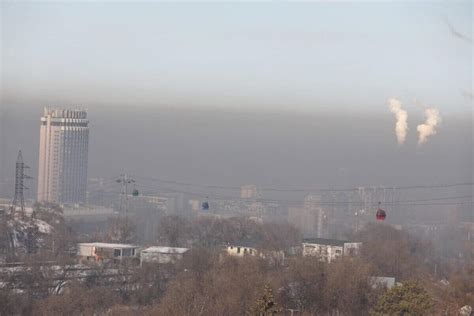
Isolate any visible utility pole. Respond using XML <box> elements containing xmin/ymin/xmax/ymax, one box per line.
<box><xmin>10</xmin><ymin>151</ymin><xmax>32</xmax><ymax>216</ymax></box>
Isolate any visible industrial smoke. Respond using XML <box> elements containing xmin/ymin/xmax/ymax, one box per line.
<box><xmin>388</xmin><ymin>98</ymin><xmax>408</xmax><ymax>145</ymax></box>
<box><xmin>417</xmin><ymin>107</ymin><xmax>441</xmax><ymax>145</ymax></box>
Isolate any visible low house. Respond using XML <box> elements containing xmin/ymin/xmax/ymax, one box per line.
<box><xmin>302</xmin><ymin>238</ymin><xmax>362</xmax><ymax>263</ymax></box>
<box><xmin>77</xmin><ymin>242</ymin><xmax>140</xmax><ymax>262</ymax></box>
<box><xmin>370</xmin><ymin>277</ymin><xmax>397</xmax><ymax>289</ymax></box>
<box><xmin>140</xmin><ymin>246</ymin><xmax>189</xmax><ymax>265</ymax></box>
<box><xmin>226</xmin><ymin>245</ymin><xmax>258</xmax><ymax>257</ymax></box>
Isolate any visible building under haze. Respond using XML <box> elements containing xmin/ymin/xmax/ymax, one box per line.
<box><xmin>240</xmin><ymin>185</ymin><xmax>259</xmax><ymax>199</ymax></box>
<box><xmin>37</xmin><ymin>108</ymin><xmax>89</xmax><ymax>204</ymax></box>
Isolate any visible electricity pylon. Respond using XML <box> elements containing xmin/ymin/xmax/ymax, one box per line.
<box><xmin>10</xmin><ymin>151</ymin><xmax>32</xmax><ymax>215</ymax></box>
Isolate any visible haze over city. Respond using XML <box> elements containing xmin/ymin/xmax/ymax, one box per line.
<box><xmin>1</xmin><ymin>2</ymin><xmax>472</xmax><ymax>191</ymax></box>
<box><xmin>0</xmin><ymin>1</ymin><xmax>472</xmax><ymax>315</ymax></box>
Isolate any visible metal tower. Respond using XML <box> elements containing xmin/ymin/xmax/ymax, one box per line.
<box><xmin>10</xmin><ymin>151</ymin><xmax>32</xmax><ymax>215</ymax></box>
<box><xmin>116</xmin><ymin>174</ymin><xmax>137</xmax><ymax>216</ymax></box>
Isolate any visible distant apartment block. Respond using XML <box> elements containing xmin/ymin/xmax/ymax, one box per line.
<box><xmin>240</xmin><ymin>184</ymin><xmax>258</xmax><ymax>199</ymax></box>
<box><xmin>302</xmin><ymin>238</ymin><xmax>362</xmax><ymax>263</ymax></box>
<box><xmin>288</xmin><ymin>194</ymin><xmax>327</xmax><ymax>238</ymax></box>
<box><xmin>37</xmin><ymin>108</ymin><xmax>89</xmax><ymax>204</ymax></box>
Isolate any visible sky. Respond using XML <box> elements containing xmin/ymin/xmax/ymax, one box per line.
<box><xmin>1</xmin><ymin>1</ymin><xmax>472</xmax><ymax>114</ymax></box>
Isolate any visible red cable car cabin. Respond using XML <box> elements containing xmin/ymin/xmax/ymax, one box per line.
<box><xmin>376</xmin><ymin>204</ymin><xmax>386</xmax><ymax>221</ymax></box>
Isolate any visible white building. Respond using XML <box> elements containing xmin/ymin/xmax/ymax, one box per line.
<box><xmin>140</xmin><ymin>246</ymin><xmax>189</xmax><ymax>265</ymax></box>
<box><xmin>37</xmin><ymin>108</ymin><xmax>89</xmax><ymax>204</ymax></box>
<box><xmin>370</xmin><ymin>277</ymin><xmax>397</xmax><ymax>289</ymax></box>
<box><xmin>344</xmin><ymin>242</ymin><xmax>362</xmax><ymax>256</ymax></box>
<box><xmin>226</xmin><ymin>245</ymin><xmax>258</xmax><ymax>257</ymax></box>
<box><xmin>302</xmin><ymin>238</ymin><xmax>362</xmax><ymax>263</ymax></box>
<box><xmin>77</xmin><ymin>242</ymin><xmax>140</xmax><ymax>262</ymax></box>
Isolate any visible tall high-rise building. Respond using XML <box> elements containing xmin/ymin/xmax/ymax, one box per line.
<box><xmin>37</xmin><ymin>108</ymin><xmax>89</xmax><ymax>204</ymax></box>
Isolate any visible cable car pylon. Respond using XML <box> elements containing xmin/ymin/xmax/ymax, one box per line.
<box><xmin>115</xmin><ymin>174</ymin><xmax>139</xmax><ymax>217</ymax></box>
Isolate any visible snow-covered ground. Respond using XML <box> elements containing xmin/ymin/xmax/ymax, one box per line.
<box><xmin>3</xmin><ymin>209</ymin><xmax>55</xmax><ymax>257</ymax></box>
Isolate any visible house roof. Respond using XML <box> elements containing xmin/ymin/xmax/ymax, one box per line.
<box><xmin>227</xmin><ymin>245</ymin><xmax>258</xmax><ymax>250</ymax></box>
<box><xmin>302</xmin><ymin>238</ymin><xmax>348</xmax><ymax>247</ymax></box>
<box><xmin>78</xmin><ymin>242</ymin><xmax>139</xmax><ymax>249</ymax></box>
<box><xmin>142</xmin><ymin>246</ymin><xmax>189</xmax><ymax>254</ymax></box>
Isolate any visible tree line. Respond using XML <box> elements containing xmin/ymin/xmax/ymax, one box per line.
<box><xmin>0</xmin><ymin>203</ymin><xmax>472</xmax><ymax>315</ymax></box>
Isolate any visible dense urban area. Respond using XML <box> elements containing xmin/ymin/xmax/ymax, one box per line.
<box><xmin>1</xmin><ymin>1</ymin><xmax>473</xmax><ymax>315</ymax></box>
<box><xmin>0</xmin><ymin>109</ymin><xmax>471</xmax><ymax>315</ymax></box>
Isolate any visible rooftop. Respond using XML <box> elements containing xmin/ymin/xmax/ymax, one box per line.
<box><xmin>303</xmin><ymin>238</ymin><xmax>349</xmax><ymax>247</ymax></box>
<box><xmin>142</xmin><ymin>246</ymin><xmax>189</xmax><ymax>254</ymax></box>
<box><xmin>43</xmin><ymin>107</ymin><xmax>87</xmax><ymax>119</ymax></box>
<box><xmin>78</xmin><ymin>242</ymin><xmax>139</xmax><ymax>249</ymax></box>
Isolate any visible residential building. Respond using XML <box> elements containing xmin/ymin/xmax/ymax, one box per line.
<box><xmin>140</xmin><ymin>246</ymin><xmax>189</xmax><ymax>265</ymax></box>
<box><xmin>344</xmin><ymin>242</ymin><xmax>363</xmax><ymax>256</ymax></box>
<box><xmin>225</xmin><ymin>245</ymin><xmax>285</xmax><ymax>264</ymax></box>
<box><xmin>302</xmin><ymin>238</ymin><xmax>362</xmax><ymax>263</ymax></box>
<box><xmin>226</xmin><ymin>245</ymin><xmax>258</xmax><ymax>257</ymax></box>
<box><xmin>370</xmin><ymin>277</ymin><xmax>397</xmax><ymax>289</ymax></box>
<box><xmin>241</xmin><ymin>184</ymin><xmax>258</xmax><ymax>199</ymax></box>
<box><xmin>77</xmin><ymin>242</ymin><xmax>140</xmax><ymax>262</ymax></box>
<box><xmin>37</xmin><ymin>108</ymin><xmax>89</xmax><ymax>204</ymax></box>
<box><xmin>288</xmin><ymin>194</ymin><xmax>327</xmax><ymax>238</ymax></box>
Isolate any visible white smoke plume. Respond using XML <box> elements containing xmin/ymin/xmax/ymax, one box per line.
<box><xmin>417</xmin><ymin>107</ymin><xmax>441</xmax><ymax>145</ymax></box>
<box><xmin>388</xmin><ymin>98</ymin><xmax>408</xmax><ymax>145</ymax></box>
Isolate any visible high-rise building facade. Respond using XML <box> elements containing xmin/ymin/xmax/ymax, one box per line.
<box><xmin>37</xmin><ymin>108</ymin><xmax>89</xmax><ymax>204</ymax></box>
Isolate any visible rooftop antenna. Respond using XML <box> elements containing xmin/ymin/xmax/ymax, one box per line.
<box><xmin>10</xmin><ymin>151</ymin><xmax>32</xmax><ymax>216</ymax></box>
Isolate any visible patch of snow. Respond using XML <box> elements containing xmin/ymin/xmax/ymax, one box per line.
<box><xmin>35</xmin><ymin>219</ymin><xmax>53</xmax><ymax>234</ymax></box>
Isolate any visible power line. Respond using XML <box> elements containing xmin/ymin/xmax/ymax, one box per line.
<box><xmin>116</xmin><ymin>182</ymin><xmax>473</xmax><ymax>208</ymax></box>
<box><xmin>135</xmin><ymin>175</ymin><xmax>474</xmax><ymax>193</ymax></box>
<box><xmin>388</xmin><ymin>195</ymin><xmax>472</xmax><ymax>203</ymax></box>
<box><xmin>87</xmin><ymin>175</ymin><xmax>473</xmax><ymax>209</ymax></box>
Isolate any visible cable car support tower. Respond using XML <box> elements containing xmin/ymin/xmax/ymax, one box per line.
<box><xmin>116</xmin><ymin>174</ymin><xmax>139</xmax><ymax>217</ymax></box>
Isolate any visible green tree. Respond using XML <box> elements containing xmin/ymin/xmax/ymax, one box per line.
<box><xmin>372</xmin><ymin>281</ymin><xmax>433</xmax><ymax>316</ymax></box>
